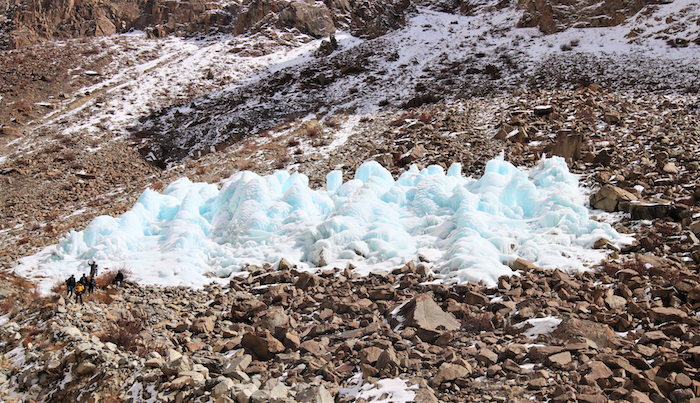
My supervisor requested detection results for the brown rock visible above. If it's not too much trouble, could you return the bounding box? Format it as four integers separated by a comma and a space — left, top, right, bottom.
510, 257, 542, 272
529, 346, 564, 362
360, 346, 383, 364
241, 330, 285, 360
639, 331, 670, 345
230, 297, 267, 321
255, 307, 289, 332
590, 184, 638, 212
476, 348, 499, 366
433, 362, 471, 385
191, 317, 214, 334
550, 317, 617, 350
463, 291, 490, 306
395, 293, 460, 343
295, 272, 321, 290
585, 361, 613, 383
578, 394, 608, 403
369, 285, 396, 301
546, 351, 572, 367
626, 390, 654, 403
649, 307, 687, 323
548, 129, 582, 162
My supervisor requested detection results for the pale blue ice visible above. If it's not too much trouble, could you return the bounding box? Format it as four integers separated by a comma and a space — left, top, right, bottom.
18, 156, 631, 292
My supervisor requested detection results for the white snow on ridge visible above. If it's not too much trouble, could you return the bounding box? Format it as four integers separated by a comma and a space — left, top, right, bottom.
41, 0, 700, 154
16, 156, 633, 294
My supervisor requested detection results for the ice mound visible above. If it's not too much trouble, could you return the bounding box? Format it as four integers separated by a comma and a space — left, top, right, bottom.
18, 156, 631, 293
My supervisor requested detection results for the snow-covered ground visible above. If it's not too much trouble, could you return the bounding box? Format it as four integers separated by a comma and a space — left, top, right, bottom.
25, 0, 698, 167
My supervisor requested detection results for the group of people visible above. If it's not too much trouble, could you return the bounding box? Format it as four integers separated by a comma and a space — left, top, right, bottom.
64, 261, 125, 304
65, 273, 94, 304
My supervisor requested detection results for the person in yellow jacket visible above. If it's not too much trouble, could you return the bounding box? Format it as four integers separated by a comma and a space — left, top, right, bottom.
74, 282, 85, 304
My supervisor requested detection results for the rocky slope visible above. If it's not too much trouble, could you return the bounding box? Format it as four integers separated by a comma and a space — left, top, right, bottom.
4, 241, 700, 403
2, 0, 700, 402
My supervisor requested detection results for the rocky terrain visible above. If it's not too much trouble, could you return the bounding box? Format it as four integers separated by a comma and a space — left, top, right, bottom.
2, 0, 700, 402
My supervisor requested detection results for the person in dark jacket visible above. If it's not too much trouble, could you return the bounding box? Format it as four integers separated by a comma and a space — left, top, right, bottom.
79, 273, 89, 288
89, 261, 98, 278
88, 276, 96, 294
66, 275, 76, 297
113, 271, 124, 288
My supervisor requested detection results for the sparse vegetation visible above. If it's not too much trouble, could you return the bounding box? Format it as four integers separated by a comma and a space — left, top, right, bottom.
461, 309, 495, 332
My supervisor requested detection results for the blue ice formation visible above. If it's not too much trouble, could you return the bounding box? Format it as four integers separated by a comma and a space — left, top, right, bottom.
27, 156, 627, 288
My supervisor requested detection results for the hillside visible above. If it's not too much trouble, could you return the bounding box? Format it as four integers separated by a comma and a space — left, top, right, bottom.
1, 0, 700, 402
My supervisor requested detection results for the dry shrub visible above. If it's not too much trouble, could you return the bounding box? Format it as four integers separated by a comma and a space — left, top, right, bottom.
139, 340, 169, 358
42, 143, 63, 154
10, 275, 37, 293
151, 182, 164, 191
302, 120, 322, 138
461, 310, 495, 332
325, 116, 342, 128
622, 258, 647, 276
0, 295, 15, 314
95, 270, 118, 288
389, 117, 406, 126
88, 291, 115, 305
234, 160, 255, 171
655, 222, 677, 236
22, 327, 40, 347
10, 100, 32, 113
274, 155, 290, 169
50, 280, 66, 295
196, 165, 207, 175
287, 138, 300, 147
61, 152, 77, 162
98, 319, 144, 353
598, 260, 620, 277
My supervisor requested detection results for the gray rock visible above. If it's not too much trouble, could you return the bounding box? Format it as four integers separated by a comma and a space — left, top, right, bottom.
295, 384, 334, 403
212, 378, 235, 398
394, 293, 460, 343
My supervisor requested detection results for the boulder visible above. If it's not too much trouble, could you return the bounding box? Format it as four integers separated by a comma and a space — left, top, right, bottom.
548, 129, 582, 162
296, 384, 334, 403
590, 184, 638, 212
241, 330, 285, 360
162, 350, 193, 376
433, 362, 471, 385
278, 1, 335, 38
394, 293, 460, 343
191, 317, 215, 334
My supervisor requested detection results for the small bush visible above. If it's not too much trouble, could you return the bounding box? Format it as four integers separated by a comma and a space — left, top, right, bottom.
303, 120, 322, 138
99, 319, 144, 353
560, 43, 573, 51
461, 310, 495, 332
0, 295, 15, 314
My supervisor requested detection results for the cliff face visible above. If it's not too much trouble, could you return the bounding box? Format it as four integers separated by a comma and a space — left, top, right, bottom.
2, 0, 678, 50
516, 0, 651, 34
0, 0, 417, 49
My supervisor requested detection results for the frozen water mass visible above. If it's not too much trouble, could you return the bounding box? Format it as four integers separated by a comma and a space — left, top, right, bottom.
18, 156, 632, 293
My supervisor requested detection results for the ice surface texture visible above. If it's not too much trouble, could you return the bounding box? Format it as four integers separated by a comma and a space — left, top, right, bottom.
20, 156, 629, 291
